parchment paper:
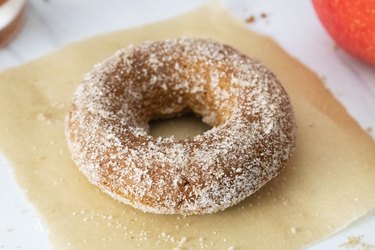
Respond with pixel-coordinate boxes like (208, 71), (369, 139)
(1, 2), (375, 249)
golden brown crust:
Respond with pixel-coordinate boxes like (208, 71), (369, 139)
(65, 38), (297, 215)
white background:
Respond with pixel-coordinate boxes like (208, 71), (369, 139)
(0, 0), (374, 249)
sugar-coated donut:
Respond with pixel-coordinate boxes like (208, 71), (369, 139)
(65, 38), (297, 215)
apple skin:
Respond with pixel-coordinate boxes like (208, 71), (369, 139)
(312, 0), (375, 66)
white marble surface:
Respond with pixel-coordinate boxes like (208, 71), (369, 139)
(0, 0), (374, 249)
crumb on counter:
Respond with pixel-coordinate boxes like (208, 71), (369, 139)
(339, 235), (374, 249)
(245, 15), (255, 24)
(245, 12), (269, 24)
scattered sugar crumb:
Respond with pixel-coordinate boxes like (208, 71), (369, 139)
(36, 112), (52, 125)
(340, 235), (374, 249)
(36, 113), (47, 121)
(172, 236), (187, 250)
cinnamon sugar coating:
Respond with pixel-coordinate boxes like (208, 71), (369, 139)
(65, 38), (296, 215)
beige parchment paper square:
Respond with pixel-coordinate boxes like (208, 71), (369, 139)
(1, 2), (375, 249)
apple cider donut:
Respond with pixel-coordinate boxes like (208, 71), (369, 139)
(65, 38), (296, 215)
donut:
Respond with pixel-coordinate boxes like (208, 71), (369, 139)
(65, 38), (297, 215)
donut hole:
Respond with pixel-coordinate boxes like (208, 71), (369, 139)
(148, 111), (212, 140)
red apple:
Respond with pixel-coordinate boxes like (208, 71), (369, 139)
(312, 0), (375, 66)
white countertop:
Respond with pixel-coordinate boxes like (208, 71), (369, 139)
(0, 0), (374, 249)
